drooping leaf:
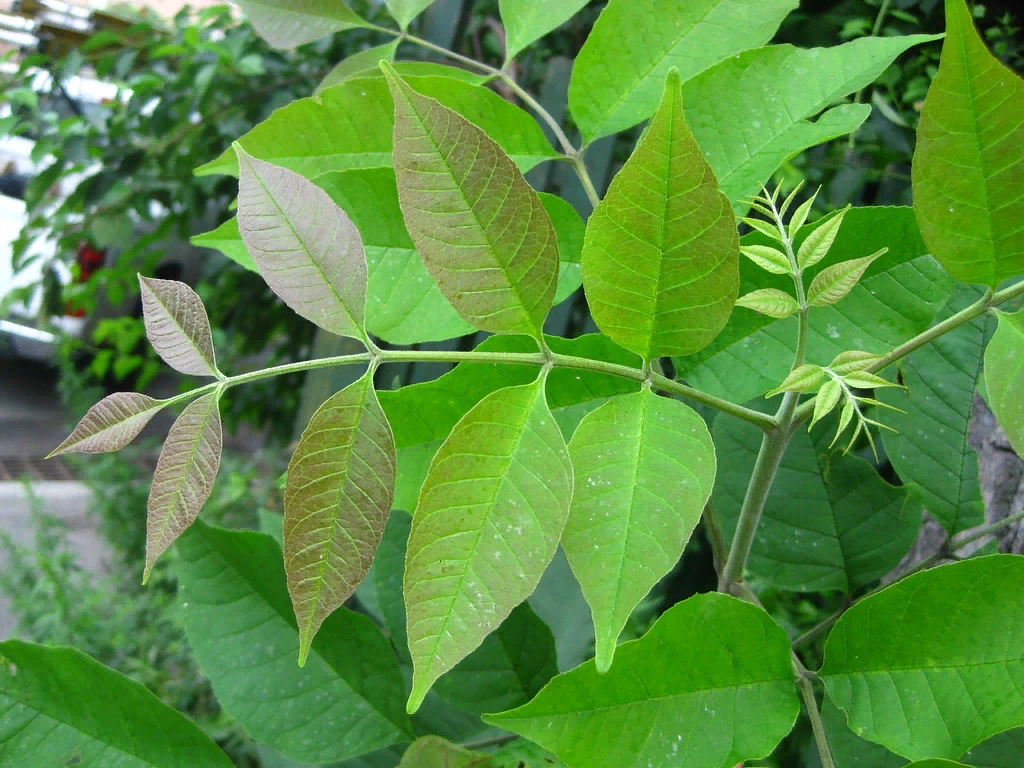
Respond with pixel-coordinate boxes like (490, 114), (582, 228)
(713, 411), (922, 592)
(807, 249), (886, 307)
(0, 641), (234, 767)
(685, 35), (941, 206)
(984, 308), (1024, 458)
(384, 0), (435, 30)
(197, 73), (554, 177)
(285, 372), (396, 666)
(48, 391), (164, 456)
(138, 276), (219, 378)
(500, 0), (590, 61)
(176, 521), (414, 763)
(563, 389), (715, 673)
(404, 378), (573, 713)
(398, 736), (489, 768)
(582, 69), (739, 361)
(144, 392), (222, 583)
(821, 555), (1024, 760)
(191, 217), (257, 271)
(485, 593), (800, 768)
(735, 288), (799, 318)
(316, 41), (400, 95)
(236, 147), (368, 340)
(383, 64), (559, 339)
(568, 0), (799, 142)
(911, 0), (1024, 287)
(675, 207), (954, 404)
(378, 334), (641, 511)
(234, 0), (368, 48)
(878, 285), (991, 534)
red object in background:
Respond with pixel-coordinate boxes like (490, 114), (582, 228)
(65, 241), (106, 317)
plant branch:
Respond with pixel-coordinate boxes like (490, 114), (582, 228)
(794, 655), (837, 768)
(702, 502), (730, 577)
(794, 279), (1024, 424)
(848, 0), (894, 151)
(791, 598), (849, 651)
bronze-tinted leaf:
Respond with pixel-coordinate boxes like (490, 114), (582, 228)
(138, 276), (219, 377)
(236, 146), (368, 340)
(48, 392), (165, 456)
(285, 372), (396, 665)
(145, 393), (223, 583)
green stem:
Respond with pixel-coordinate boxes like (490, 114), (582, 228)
(848, 0), (893, 150)
(794, 280), (1024, 424)
(702, 502), (730, 577)
(791, 599), (849, 651)
(794, 656), (837, 768)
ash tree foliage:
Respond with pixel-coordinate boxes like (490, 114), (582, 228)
(4, 0), (1024, 766)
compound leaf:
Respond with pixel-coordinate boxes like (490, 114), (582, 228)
(191, 217), (257, 271)
(582, 69), (739, 361)
(984, 308), (1024, 458)
(912, 0), (1024, 287)
(485, 593), (800, 768)
(878, 285), (991, 534)
(404, 378), (572, 713)
(713, 412), (922, 592)
(563, 389), (715, 673)
(145, 392), (222, 584)
(234, 0), (368, 48)
(176, 521), (413, 763)
(285, 372), (396, 666)
(821, 555), (1024, 760)
(236, 148), (368, 340)
(48, 392), (164, 456)
(0, 641), (234, 767)
(138, 276), (219, 378)
(383, 64), (558, 339)
(500, 0), (590, 61)
(569, 0), (798, 142)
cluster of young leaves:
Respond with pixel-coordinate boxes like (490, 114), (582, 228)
(4, 0), (1024, 767)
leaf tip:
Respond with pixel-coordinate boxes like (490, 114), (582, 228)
(406, 687), (426, 714)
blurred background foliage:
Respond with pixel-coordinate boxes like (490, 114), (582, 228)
(0, 0), (1021, 765)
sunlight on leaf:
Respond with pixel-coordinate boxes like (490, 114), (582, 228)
(138, 276), (220, 378)
(315, 40), (400, 95)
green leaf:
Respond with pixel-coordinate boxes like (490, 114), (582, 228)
(828, 350), (885, 374)
(675, 207), (954, 404)
(145, 391), (222, 584)
(740, 244), (792, 275)
(582, 69), (739, 361)
(563, 389), (715, 673)
(797, 205), (849, 270)
(384, 0), (435, 30)
(735, 288), (799, 318)
(485, 593), (800, 768)
(197, 73), (554, 177)
(500, 0), (590, 61)
(568, 0), (799, 142)
(877, 288), (990, 531)
(807, 249), (887, 307)
(765, 364), (825, 397)
(191, 217), (257, 271)
(490, 740), (566, 768)
(383, 63), (559, 339)
(176, 521), (414, 763)
(369, 510), (412, 660)
(138, 276), (219, 378)
(398, 736), (489, 768)
(821, 555), (1024, 760)
(234, 0), (368, 48)
(911, 0), (1024, 287)
(960, 729), (1024, 767)
(378, 334), (641, 511)
(285, 372), (396, 666)
(404, 378), (573, 713)
(236, 147), (368, 340)
(685, 35), (941, 206)
(48, 391), (165, 456)
(713, 412), (922, 592)
(315, 41), (400, 95)
(984, 308), (1024, 458)
(903, 762), (969, 768)
(0, 640), (234, 767)
(811, 379), (843, 428)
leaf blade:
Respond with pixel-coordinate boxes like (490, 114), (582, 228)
(735, 288), (799, 318)
(384, 0), (435, 30)
(236, 146), (368, 340)
(807, 249), (886, 307)
(383, 64), (559, 339)
(48, 391), (164, 456)
(138, 276), (219, 378)
(234, 0), (368, 48)
(984, 308), (1024, 458)
(500, 0), (590, 61)
(563, 390), (716, 672)
(582, 69), (740, 361)
(285, 372), (397, 665)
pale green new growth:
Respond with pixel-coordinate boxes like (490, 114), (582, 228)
(984, 309), (1024, 458)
